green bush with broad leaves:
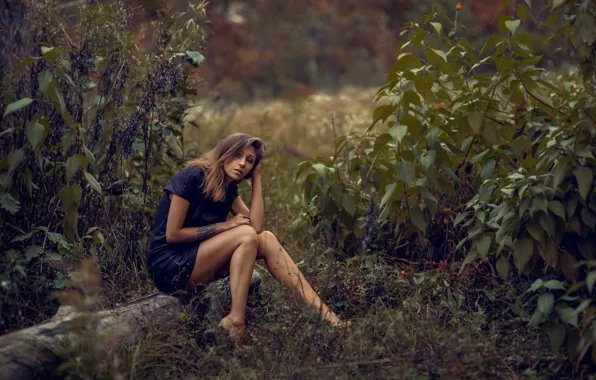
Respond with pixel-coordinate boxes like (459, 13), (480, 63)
(295, 0), (596, 367)
(0, 0), (207, 332)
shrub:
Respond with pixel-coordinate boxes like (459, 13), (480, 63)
(296, 0), (596, 369)
(0, 0), (207, 332)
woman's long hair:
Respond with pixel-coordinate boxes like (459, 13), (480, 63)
(187, 133), (266, 202)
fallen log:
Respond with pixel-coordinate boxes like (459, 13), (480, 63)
(0, 272), (262, 379)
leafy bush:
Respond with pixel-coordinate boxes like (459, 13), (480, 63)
(0, 0), (207, 333)
(296, 0), (596, 369)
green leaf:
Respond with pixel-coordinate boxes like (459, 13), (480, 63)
(38, 70), (53, 93)
(471, 149), (491, 164)
(524, 0), (532, 7)
(11, 230), (36, 242)
(459, 250), (478, 274)
(439, 164), (460, 183)
(552, 0), (567, 9)
(526, 220), (544, 242)
(514, 237), (533, 274)
(3, 98), (34, 117)
(185, 50), (205, 67)
(25, 245), (44, 261)
(476, 235), (492, 258)
(397, 160), (416, 185)
(548, 322), (566, 354)
(381, 183), (397, 208)
(45, 231), (71, 249)
(573, 166), (592, 200)
(48, 85), (66, 118)
(373, 105), (395, 126)
(548, 201), (566, 220)
(409, 206), (427, 234)
(496, 256), (511, 280)
(41, 46), (58, 63)
(468, 111), (483, 134)
(537, 293), (554, 315)
(553, 164), (569, 189)
(505, 19), (521, 35)
(84, 147), (97, 170)
(84, 172), (102, 194)
(374, 134), (391, 153)
(481, 159), (496, 180)
(57, 184), (71, 206)
(430, 22), (442, 35)
(454, 212), (468, 226)
(392, 54), (422, 71)
(0, 192), (21, 214)
(558, 307), (577, 327)
(8, 149), (24, 172)
(587, 271), (596, 293)
(421, 188), (439, 215)
(543, 280), (565, 290)
(528, 279), (544, 293)
(420, 150), (436, 170)
(26, 121), (47, 150)
(65, 156), (80, 182)
(480, 35), (501, 57)
(539, 214), (556, 237)
(389, 125), (408, 144)
(511, 136), (532, 157)
(431, 48), (448, 62)
(342, 194), (357, 216)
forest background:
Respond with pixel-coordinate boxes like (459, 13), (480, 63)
(1, 0), (596, 378)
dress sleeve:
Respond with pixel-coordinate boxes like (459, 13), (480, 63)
(231, 182), (239, 198)
(164, 167), (202, 202)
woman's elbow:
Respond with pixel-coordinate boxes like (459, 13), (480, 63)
(252, 224), (264, 234)
(165, 232), (177, 244)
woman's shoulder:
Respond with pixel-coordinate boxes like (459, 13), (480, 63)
(167, 165), (205, 189)
(175, 165), (204, 180)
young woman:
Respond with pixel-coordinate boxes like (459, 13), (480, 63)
(148, 133), (348, 342)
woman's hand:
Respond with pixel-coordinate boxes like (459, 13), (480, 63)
(224, 213), (252, 231)
(252, 161), (262, 179)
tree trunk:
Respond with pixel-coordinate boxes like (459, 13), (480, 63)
(0, 272), (262, 379)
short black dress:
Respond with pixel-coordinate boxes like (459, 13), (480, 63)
(148, 166), (239, 294)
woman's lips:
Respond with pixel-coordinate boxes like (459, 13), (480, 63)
(234, 169), (243, 176)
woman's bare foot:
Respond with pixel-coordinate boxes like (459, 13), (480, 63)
(323, 311), (352, 328)
(219, 315), (246, 343)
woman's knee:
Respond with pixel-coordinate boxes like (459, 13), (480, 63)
(257, 230), (278, 252)
(235, 225), (259, 246)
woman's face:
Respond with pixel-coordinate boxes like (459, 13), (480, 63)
(223, 145), (257, 181)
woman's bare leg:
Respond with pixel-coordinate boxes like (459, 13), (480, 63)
(186, 225), (259, 340)
(256, 231), (348, 326)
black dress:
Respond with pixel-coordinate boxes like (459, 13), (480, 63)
(148, 166), (239, 294)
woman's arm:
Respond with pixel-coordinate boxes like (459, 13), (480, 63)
(165, 194), (249, 243)
(230, 165), (265, 233)
(248, 164), (265, 233)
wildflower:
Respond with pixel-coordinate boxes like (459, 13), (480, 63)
(456, 3), (462, 10)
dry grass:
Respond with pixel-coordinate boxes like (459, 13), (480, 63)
(183, 86), (379, 158)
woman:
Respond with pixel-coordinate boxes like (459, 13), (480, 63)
(148, 133), (348, 342)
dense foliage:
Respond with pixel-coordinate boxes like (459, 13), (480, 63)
(296, 0), (596, 369)
(0, 0), (207, 332)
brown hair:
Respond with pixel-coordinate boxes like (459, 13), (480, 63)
(187, 133), (266, 202)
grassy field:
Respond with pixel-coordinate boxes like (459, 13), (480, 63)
(59, 87), (580, 379)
